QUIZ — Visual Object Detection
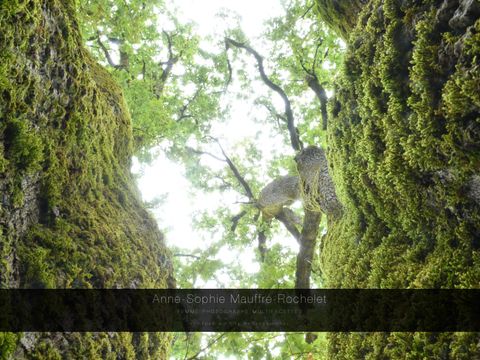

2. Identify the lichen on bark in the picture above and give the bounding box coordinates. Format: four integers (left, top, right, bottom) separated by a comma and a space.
317, 0, 480, 357
0, 0, 174, 358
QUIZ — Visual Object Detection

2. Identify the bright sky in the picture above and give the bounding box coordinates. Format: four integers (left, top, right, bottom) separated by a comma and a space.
173, 0, 284, 38
132, 0, 302, 288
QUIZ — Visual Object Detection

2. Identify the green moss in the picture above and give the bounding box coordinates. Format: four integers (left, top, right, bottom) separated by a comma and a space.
315, 0, 366, 39
0, 333, 20, 360
0, 144, 8, 173
29, 342, 62, 360
0, 0, 173, 357
319, 0, 480, 357
4, 119, 44, 173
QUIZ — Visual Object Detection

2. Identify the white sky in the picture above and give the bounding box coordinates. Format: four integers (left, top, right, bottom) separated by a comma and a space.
133, 0, 302, 288
171, 0, 284, 39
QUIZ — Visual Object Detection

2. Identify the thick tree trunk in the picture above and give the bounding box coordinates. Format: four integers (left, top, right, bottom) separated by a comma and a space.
318, 0, 480, 357
0, 0, 173, 358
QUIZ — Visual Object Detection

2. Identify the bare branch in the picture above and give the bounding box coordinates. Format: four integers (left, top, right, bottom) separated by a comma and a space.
214, 175, 234, 190
306, 73, 328, 130
96, 32, 121, 69
301, 2, 316, 19
311, 40, 323, 73
225, 38, 303, 151
212, 138, 256, 201
258, 230, 267, 261
299, 56, 311, 76
323, 47, 329, 60
186, 146, 226, 163
177, 87, 202, 122
298, 40, 329, 130
275, 208, 301, 242
231, 210, 247, 232
174, 254, 201, 260
224, 40, 233, 90
233, 201, 255, 205
107, 37, 123, 45
155, 30, 180, 98
260, 101, 287, 125
141, 60, 146, 81
186, 333, 227, 360
190, 138, 256, 203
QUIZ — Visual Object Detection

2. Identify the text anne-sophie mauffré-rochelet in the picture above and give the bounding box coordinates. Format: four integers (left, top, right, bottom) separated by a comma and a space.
152, 293, 327, 305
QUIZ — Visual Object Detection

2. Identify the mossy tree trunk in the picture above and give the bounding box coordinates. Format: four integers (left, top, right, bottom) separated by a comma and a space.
0, 0, 173, 358
317, 0, 480, 358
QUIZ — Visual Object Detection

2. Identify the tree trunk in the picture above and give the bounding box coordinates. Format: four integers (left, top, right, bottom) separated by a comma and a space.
0, 1, 173, 358
318, 0, 480, 357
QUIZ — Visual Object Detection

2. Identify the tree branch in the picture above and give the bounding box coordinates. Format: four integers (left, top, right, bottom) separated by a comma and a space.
260, 101, 287, 126
186, 146, 226, 163
306, 73, 329, 130
274, 208, 301, 242
154, 30, 180, 98
174, 254, 201, 260
224, 40, 233, 90
225, 38, 303, 151
300, 2, 315, 19
312, 40, 323, 72
212, 138, 256, 201
295, 209, 322, 288
142, 60, 146, 81
230, 210, 247, 232
186, 333, 227, 360
177, 87, 202, 122
96, 32, 121, 69
258, 230, 267, 261
297, 40, 328, 130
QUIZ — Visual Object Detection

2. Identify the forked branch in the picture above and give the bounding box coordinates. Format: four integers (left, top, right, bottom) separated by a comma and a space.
225, 38, 303, 152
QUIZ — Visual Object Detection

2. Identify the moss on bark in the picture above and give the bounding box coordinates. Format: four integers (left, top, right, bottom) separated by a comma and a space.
0, 0, 173, 358
315, 0, 367, 39
318, 0, 480, 357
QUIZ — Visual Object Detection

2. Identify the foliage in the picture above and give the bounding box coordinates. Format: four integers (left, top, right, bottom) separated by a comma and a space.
171, 332, 328, 359
78, 0, 228, 161
264, 0, 344, 140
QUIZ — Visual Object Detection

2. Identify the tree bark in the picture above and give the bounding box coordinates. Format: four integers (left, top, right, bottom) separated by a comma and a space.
315, 0, 366, 39
318, 0, 480, 357
295, 210, 322, 288
0, 1, 173, 358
